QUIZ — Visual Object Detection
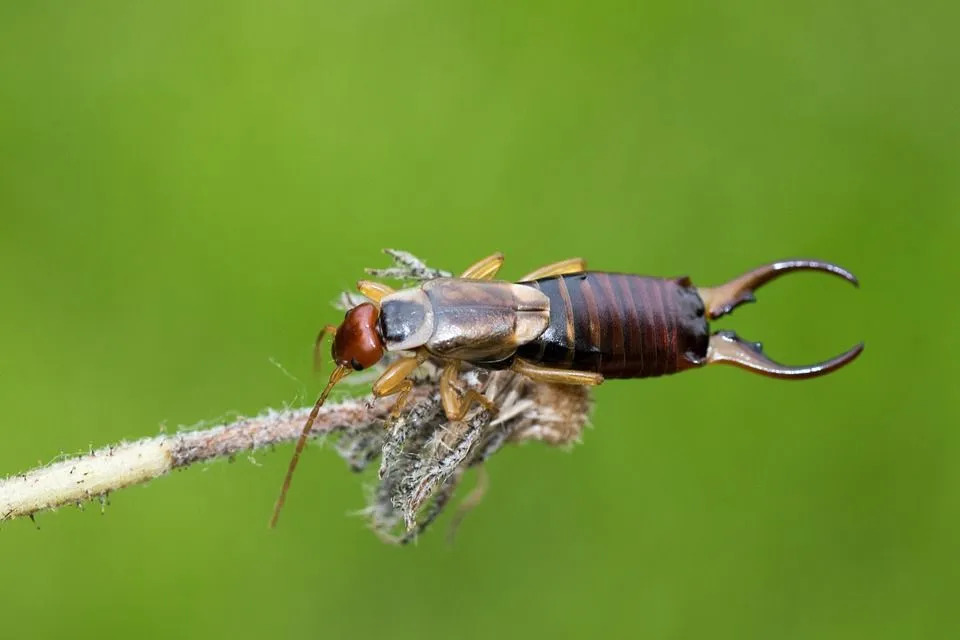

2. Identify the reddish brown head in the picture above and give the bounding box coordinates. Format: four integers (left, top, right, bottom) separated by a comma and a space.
332, 302, 385, 370
270, 301, 387, 529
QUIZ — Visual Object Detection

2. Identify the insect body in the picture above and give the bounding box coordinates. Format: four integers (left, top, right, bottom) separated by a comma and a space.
270, 253, 863, 526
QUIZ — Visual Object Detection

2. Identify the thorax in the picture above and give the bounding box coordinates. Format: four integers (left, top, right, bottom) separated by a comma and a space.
378, 278, 550, 362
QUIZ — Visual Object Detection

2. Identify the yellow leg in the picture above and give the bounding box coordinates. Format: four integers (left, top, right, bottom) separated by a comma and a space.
356, 280, 394, 304
460, 252, 505, 280
511, 358, 604, 386
372, 351, 428, 417
440, 361, 498, 421
519, 257, 587, 281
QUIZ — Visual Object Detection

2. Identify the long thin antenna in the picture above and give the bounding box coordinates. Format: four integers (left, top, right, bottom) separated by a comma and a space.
269, 364, 349, 528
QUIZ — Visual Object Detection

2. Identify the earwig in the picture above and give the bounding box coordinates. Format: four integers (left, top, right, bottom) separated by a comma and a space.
270, 253, 863, 527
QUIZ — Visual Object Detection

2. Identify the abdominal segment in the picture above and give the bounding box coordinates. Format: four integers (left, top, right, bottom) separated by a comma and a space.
515, 273, 709, 378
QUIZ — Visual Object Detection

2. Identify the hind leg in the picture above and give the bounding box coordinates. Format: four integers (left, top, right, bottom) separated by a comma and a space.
511, 358, 604, 386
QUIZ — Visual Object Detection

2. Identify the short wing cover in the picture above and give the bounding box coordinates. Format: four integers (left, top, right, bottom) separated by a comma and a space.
421, 278, 549, 361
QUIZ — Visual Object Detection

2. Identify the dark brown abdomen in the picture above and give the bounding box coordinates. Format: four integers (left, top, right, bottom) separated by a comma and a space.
515, 272, 709, 378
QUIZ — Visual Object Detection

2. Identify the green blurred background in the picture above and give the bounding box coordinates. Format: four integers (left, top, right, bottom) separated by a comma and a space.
1, 0, 957, 637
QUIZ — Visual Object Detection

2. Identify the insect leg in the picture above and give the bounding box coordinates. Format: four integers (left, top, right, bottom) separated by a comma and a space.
440, 361, 497, 421
511, 358, 604, 386
460, 252, 505, 280
518, 257, 587, 281
356, 280, 394, 304
372, 350, 429, 417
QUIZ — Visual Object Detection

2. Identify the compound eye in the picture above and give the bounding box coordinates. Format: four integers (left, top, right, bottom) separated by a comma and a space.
350, 358, 363, 371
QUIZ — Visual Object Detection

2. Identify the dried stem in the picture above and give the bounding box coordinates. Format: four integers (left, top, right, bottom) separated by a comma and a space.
0, 390, 427, 523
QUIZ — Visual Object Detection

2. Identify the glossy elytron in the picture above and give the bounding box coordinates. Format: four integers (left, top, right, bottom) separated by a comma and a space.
270, 253, 863, 526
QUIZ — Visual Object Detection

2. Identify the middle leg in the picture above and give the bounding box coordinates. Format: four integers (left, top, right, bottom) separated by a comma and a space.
460, 252, 505, 280
440, 361, 497, 422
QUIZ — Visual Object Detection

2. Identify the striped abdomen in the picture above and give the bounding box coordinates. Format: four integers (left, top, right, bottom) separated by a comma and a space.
515, 272, 709, 378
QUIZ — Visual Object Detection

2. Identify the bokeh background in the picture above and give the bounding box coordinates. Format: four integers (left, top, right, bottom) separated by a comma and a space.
1, 0, 957, 638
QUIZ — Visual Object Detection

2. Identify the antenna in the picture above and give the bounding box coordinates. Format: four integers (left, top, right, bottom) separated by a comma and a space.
269, 364, 350, 528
